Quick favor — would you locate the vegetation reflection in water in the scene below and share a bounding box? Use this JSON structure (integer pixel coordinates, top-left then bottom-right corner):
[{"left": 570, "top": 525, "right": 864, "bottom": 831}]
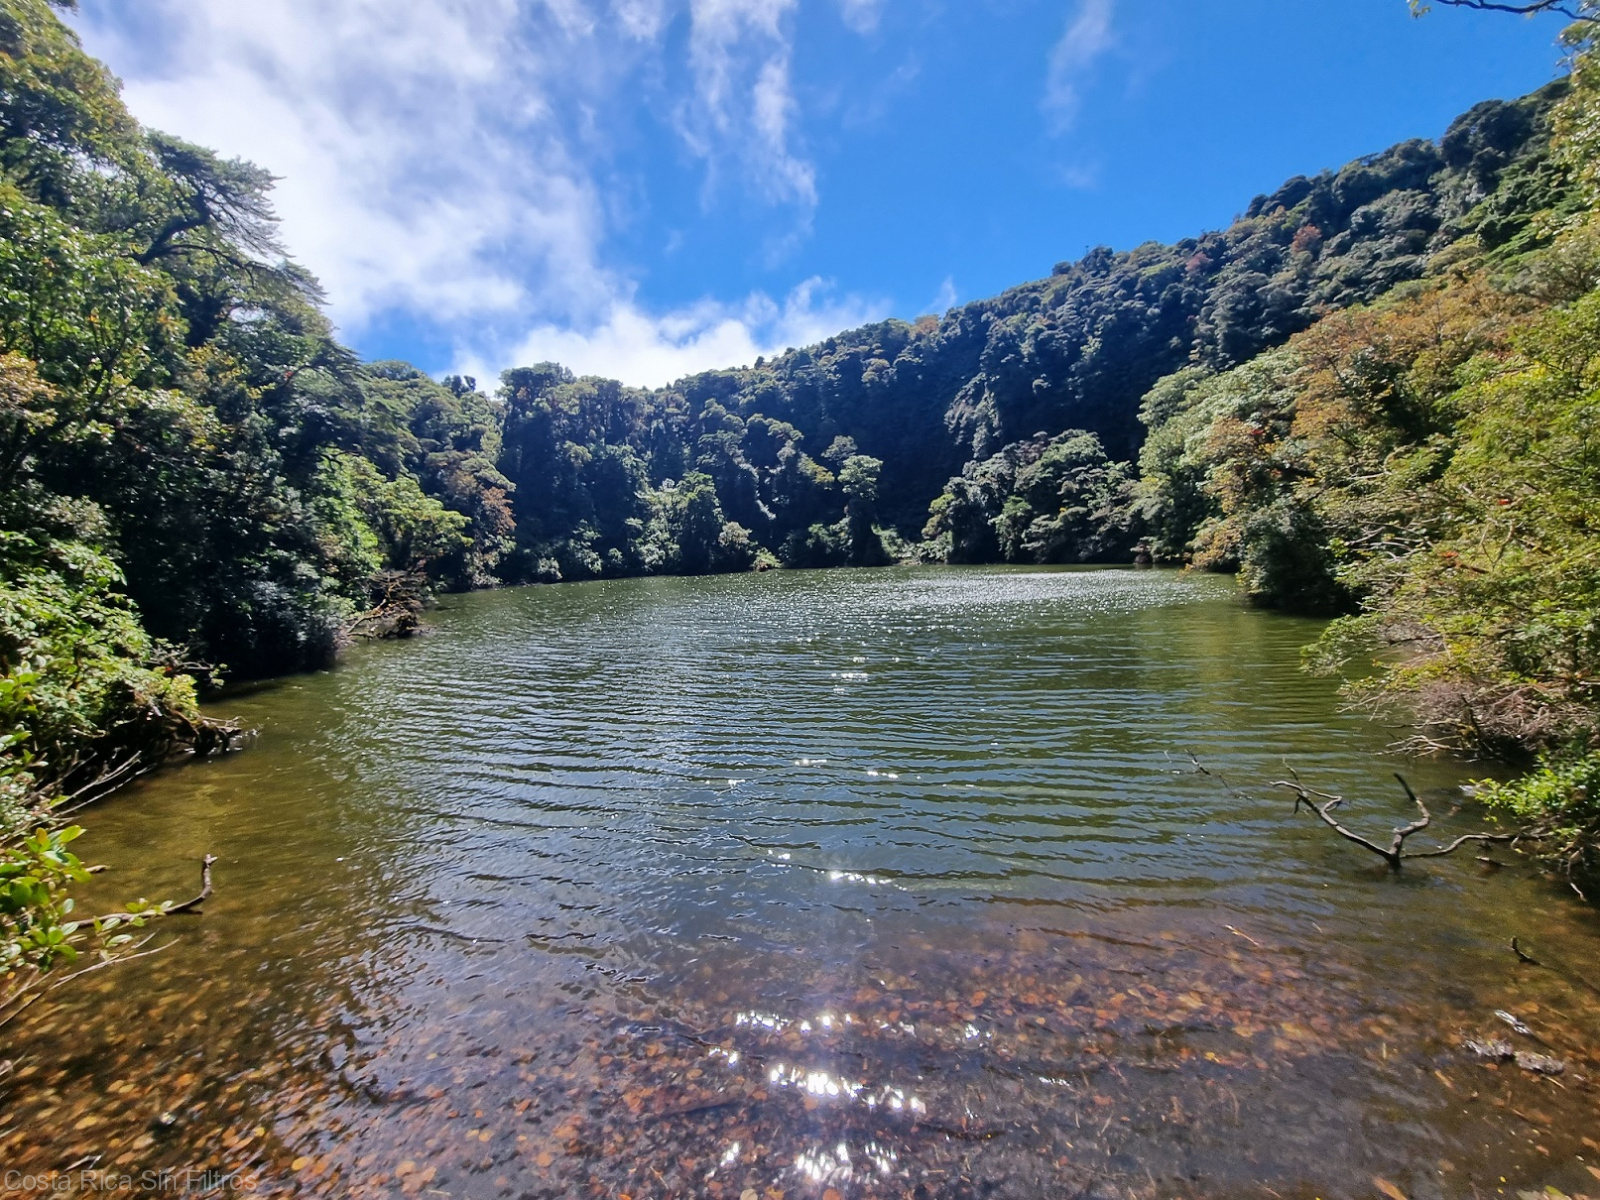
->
[{"left": 8, "top": 567, "right": 1600, "bottom": 1199}]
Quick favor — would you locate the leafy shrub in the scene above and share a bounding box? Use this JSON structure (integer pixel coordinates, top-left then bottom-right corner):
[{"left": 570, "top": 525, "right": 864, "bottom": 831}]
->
[{"left": 1478, "top": 752, "right": 1600, "bottom": 895}]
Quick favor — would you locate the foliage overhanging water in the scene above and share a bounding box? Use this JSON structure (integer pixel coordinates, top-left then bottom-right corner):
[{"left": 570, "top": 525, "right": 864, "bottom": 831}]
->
[{"left": 8, "top": 567, "right": 1600, "bottom": 1199}]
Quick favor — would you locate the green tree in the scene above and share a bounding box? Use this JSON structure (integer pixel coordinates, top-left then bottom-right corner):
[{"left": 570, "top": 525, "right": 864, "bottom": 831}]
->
[{"left": 838, "top": 454, "right": 890, "bottom": 566}]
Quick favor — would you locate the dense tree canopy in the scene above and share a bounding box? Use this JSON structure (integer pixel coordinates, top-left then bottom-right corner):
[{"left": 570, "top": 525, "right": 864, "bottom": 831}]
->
[
  {"left": 444, "top": 75, "right": 1576, "bottom": 589},
  {"left": 1131, "top": 44, "right": 1600, "bottom": 769},
  {"left": 0, "top": 0, "right": 503, "bottom": 815}
]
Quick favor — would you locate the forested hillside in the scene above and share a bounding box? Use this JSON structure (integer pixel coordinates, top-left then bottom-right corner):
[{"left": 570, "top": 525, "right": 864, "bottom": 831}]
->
[
  {"left": 488, "top": 76, "right": 1578, "bottom": 577},
  {"left": 3, "top": 0, "right": 1600, "bottom": 967},
  {"left": 0, "top": 0, "right": 513, "bottom": 820}
]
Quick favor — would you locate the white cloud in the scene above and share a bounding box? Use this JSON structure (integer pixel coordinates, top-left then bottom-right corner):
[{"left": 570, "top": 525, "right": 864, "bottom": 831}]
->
[
  {"left": 751, "top": 54, "right": 816, "bottom": 207},
  {"left": 838, "top": 0, "right": 883, "bottom": 36},
  {"left": 927, "top": 275, "right": 958, "bottom": 315},
  {"left": 613, "top": 0, "right": 671, "bottom": 40},
  {"left": 683, "top": 0, "right": 816, "bottom": 210},
  {"left": 1055, "top": 160, "right": 1102, "bottom": 190},
  {"left": 69, "top": 0, "right": 835, "bottom": 389},
  {"left": 472, "top": 277, "right": 890, "bottom": 385},
  {"left": 1043, "top": 0, "right": 1115, "bottom": 132},
  {"left": 74, "top": 0, "right": 609, "bottom": 329}
]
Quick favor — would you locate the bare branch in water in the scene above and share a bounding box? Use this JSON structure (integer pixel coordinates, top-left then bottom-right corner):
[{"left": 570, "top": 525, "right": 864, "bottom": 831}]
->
[
  {"left": 1275, "top": 770, "right": 1521, "bottom": 871},
  {"left": 1, "top": 855, "right": 221, "bottom": 1029},
  {"left": 93, "top": 854, "right": 217, "bottom": 924},
  {"left": 165, "top": 854, "right": 217, "bottom": 914}
]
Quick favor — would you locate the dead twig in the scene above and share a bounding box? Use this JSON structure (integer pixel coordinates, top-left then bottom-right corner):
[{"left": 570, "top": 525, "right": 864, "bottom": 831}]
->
[
  {"left": 1172, "top": 752, "right": 1253, "bottom": 801},
  {"left": 0, "top": 933, "right": 169, "bottom": 1031},
  {"left": 91, "top": 854, "right": 216, "bottom": 925},
  {"left": 0, "top": 858, "right": 215, "bottom": 1031},
  {"left": 58, "top": 751, "right": 149, "bottom": 810},
  {"left": 1276, "top": 770, "right": 1520, "bottom": 872},
  {"left": 1420, "top": 0, "right": 1599, "bottom": 22},
  {"left": 165, "top": 854, "right": 217, "bottom": 914},
  {"left": 1505, "top": 937, "right": 1600, "bottom": 998}
]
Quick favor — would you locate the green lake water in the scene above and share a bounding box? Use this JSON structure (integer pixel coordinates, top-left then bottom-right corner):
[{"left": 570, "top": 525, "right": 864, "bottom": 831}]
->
[{"left": 7, "top": 566, "right": 1600, "bottom": 1198}]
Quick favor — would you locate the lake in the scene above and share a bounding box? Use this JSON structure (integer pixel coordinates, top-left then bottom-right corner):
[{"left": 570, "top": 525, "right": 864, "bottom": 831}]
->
[{"left": 8, "top": 566, "right": 1599, "bottom": 1199}]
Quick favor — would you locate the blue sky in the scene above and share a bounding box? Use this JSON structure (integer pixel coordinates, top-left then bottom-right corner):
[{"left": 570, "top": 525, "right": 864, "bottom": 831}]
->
[{"left": 73, "top": 1, "right": 1571, "bottom": 387}]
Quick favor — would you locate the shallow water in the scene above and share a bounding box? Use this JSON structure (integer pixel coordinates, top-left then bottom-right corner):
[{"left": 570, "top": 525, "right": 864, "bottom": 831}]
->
[{"left": 6, "top": 566, "right": 1600, "bottom": 1199}]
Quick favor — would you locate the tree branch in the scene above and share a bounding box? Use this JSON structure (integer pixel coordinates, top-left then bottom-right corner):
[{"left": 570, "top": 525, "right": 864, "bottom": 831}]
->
[
  {"left": 1277, "top": 769, "right": 1409, "bottom": 870},
  {"left": 165, "top": 854, "right": 216, "bottom": 914},
  {"left": 88, "top": 854, "right": 216, "bottom": 925},
  {"left": 1276, "top": 770, "right": 1521, "bottom": 871},
  {"left": 1416, "top": 0, "right": 1598, "bottom": 20}
]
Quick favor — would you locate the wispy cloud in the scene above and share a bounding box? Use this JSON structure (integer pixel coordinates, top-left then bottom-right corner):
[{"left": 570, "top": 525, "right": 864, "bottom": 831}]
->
[
  {"left": 841, "top": 53, "right": 920, "bottom": 129},
  {"left": 1043, "top": 0, "right": 1115, "bottom": 132},
  {"left": 70, "top": 0, "right": 839, "bottom": 388},
  {"left": 682, "top": 0, "right": 816, "bottom": 212},
  {"left": 470, "top": 277, "right": 890, "bottom": 386},
  {"left": 613, "top": 0, "right": 671, "bottom": 40},
  {"left": 837, "top": 0, "right": 884, "bottom": 36},
  {"left": 1055, "top": 160, "right": 1102, "bottom": 190},
  {"left": 76, "top": 0, "right": 613, "bottom": 327}
]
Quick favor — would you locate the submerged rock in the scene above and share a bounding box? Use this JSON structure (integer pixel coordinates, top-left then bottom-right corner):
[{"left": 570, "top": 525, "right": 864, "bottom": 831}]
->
[{"left": 1512, "top": 1050, "right": 1567, "bottom": 1075}]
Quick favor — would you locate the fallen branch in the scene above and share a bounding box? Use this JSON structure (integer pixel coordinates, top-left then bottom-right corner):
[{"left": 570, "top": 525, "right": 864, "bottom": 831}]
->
[
  {"left": 93, "top": 854, "right": 217, "bottom": 923},
  {"left": 1505, "top": 936, "right": 1600, "bottom": 998},
  {"left": 1179, "top": 752, "right": 1253, "bottom": 801},
  {"left": 166, "top": 854, "right": 217, "bottom": 914},
  {"left": 345, "top": 569, "right": 428, "bottom": 640},
  {"left": 1276, "top": 770, "right": 1521, "bottom": 871},
  {"left": 0, "top": 855, "right": 217, "bottom": 1033},
  {"left": 51, "top": 719, "right": 249, "bottom": 817}
]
